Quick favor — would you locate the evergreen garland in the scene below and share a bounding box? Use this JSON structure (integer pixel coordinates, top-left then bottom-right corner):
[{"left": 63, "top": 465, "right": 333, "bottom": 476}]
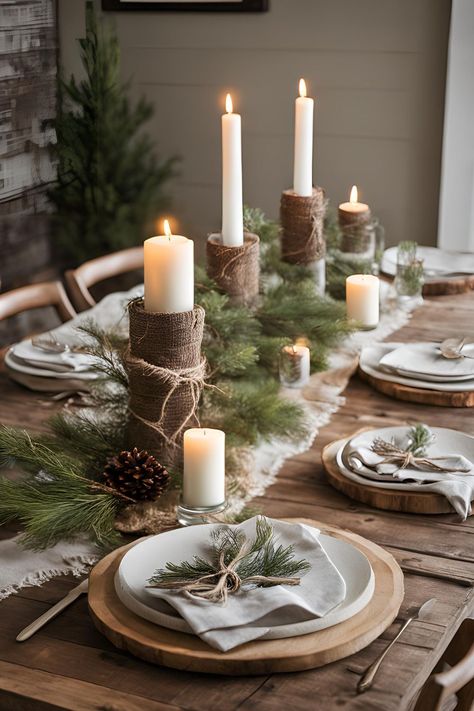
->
[
  {"left": 0, "top": 206, "right": 355, "bottom": 550},
  {"left": 49, "top": 2, "right": 177, "bottom": 264}
]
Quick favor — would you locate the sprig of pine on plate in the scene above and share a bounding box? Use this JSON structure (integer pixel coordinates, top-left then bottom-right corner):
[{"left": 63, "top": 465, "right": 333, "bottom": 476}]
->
[{"left": 147, "top": 517, "right": 311, "bottom": 604}]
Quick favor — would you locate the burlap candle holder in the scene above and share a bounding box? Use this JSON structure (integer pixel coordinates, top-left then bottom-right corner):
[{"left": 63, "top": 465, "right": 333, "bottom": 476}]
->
[
  {"left": 338, "top": 207, "right": 373, "bottom": 255},
  {"left": 125, "top": 299, "right": 206, "bottom": 467},
  {"left": 206, "top": 232, "right": 260, "bottom": 307},
  {"left": 280, "top": 187, "right": 326, "bottom": 265}
]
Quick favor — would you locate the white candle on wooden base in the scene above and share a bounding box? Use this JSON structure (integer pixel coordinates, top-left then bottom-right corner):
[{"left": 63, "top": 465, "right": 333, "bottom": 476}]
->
[
  {"left": 144, "top": 219, "right": 194, "bottom": 313},
  {"left": 183, "top": 428, "right": 225, "bottom": 508},
  {"left": 222, "top": 93, "right": 244, "bottom": 247},
  {"left": 293, "top": 78, "right": 314, "bottom": 197},
  {"left": 346, "top": 274, "right": 380, "bottom": 329}
]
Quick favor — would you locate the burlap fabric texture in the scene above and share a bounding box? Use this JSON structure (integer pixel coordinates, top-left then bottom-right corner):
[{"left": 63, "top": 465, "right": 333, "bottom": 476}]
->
[
  {"left": 206, "top": 232, "right": 260, "bottom": 307},
  {"left": 280, "top": 187, "right": 326, "bottom": 265},
  {"left": 338, "top": 207, "right": 373, "bottom": 254},
  {"left": 125, "top": 299, "right": 205, "bottom": 467}
]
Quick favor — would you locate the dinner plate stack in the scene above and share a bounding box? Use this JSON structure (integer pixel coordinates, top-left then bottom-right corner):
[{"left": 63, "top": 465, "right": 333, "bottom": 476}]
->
[
  {"left": 330, "top": 426, "right": 474, "bottom": 519},
  {"left": 5, "top": 338, "right": 100, "bottom": 392},
  {"left": 359, "top": 342, "right": 474, "bottom": 393},
  {"left": 114, "top": 518, "right": 375, "bottom": 652},
  {"left": 381, "top": 246, "right": 474, "bottom": 283}
]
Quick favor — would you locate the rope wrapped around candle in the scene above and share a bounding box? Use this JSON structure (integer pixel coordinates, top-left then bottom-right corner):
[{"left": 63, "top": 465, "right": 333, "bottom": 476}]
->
[
  {"left": 126, "top": 299, "right": 205, "bottom": 466},
  {"left": 206, "top": 232, "right": 260, "bottom": 307},
  {"left": 280, "top": 187, "right": 327, "bottom": 265},
  {"left": 338, "top": 208, "right": 373, "bottom": 255}
]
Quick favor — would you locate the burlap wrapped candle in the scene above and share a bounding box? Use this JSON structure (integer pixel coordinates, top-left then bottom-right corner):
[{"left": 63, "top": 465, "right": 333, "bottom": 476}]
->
[
  {"left": 280, "top": 187, "right": 326, "bottom": 265},
  {"left": 206, "top": 232, "right": 260, "bottom": 307},
  {"left": 125, "top": 299, "right": 206, "bottom": 467},
  {"left": 338, "top": 205, "right": 373, "bottom": 255}
]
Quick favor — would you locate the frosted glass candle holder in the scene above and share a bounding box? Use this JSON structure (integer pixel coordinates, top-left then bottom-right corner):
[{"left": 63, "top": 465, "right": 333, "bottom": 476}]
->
[{"left": 279, "top": 344, "right": 310, "bottom": 388}]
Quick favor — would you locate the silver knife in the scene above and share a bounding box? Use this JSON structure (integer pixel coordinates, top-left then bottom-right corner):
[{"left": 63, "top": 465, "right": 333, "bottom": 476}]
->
[
  {"left": 357, "top": 597, "right": 436, "bottom": 693},
  {"left": 16, "top": 578, "right": 88, "bottom": 642}
]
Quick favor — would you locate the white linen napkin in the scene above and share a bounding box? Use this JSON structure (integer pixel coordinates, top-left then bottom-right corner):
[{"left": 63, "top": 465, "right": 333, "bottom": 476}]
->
[
  {"left": 379, "top": 343, "right": 474, "bottom": 379},
  {"left": 345, "top": 434, "right": 474, "bottom": 520},
  {"left": 144, "top": 517, "right": 346, "bottom": 652}
]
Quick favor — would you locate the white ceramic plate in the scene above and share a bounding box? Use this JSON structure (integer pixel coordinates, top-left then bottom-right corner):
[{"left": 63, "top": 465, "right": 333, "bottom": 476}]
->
[
  {"left": 115, "top": 524, "right": 375, "bottom": 640},
  {"left": 381, "top": 246, "right": 474, "bottom": 280},
  {"left": 335, "top": 427, "right": 474, "bottom": 501},
  {"left": 379, "top": 342, "right": 474, "bottom": 381},
  {"left": 4, "top": 347, "right": 98, "bottom": 381},
  {"left": 340, "top": 426, "right": 474, "bottom": 485},
  {"left": 360, "top": 343, "right": 474, "bottom": 392}
]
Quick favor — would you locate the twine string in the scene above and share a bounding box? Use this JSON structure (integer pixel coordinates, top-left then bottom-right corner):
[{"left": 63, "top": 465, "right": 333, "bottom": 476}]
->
[
  {"left": 147, "top": 540, "right": 302, "bottom": 604},
  {"left": 371, "top": 438, "right": 457, "bottom": 473}
]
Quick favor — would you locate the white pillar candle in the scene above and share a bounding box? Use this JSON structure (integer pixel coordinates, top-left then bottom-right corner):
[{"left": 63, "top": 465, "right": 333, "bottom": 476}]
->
[
  {"left": 144, "top": 219, "right": 194, "bottom": 313},
  {"left": 221, "top": 93, "right": 244, "bottom": 247},
  {"left": 293, "top": 78, "right": 314, "bottom": 197},
  {"left": 279, "top": 343, "right": 311, "bottom": 388},
  {"left": 346, "top": 274, "right": 380, "bottom": 328},
  {"left": 183, "top": 428, "right": 225, "bottom": 508}
]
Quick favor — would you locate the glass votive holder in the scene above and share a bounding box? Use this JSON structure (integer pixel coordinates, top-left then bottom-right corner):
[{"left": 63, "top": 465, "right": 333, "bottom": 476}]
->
[
  {"left": 394, "top": 241, "right": 424, "bottom": 310},
  {"left": 279, "top": 344, "right": 310, "bottom": 388}
]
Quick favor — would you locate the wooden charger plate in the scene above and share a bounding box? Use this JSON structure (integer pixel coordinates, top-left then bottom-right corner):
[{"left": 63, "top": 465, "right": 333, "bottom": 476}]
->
[
  {"left": 88, "top": 518, "right": 403, "bottom": 675},
  {"left": 323, "top": 435, "right": 454, "bottom": 515},
  {"left": 422, "top": 274, "right": 474, "bottom": 297},
  {"left": 358, "top": 367, "right": 474, "bottom": 408}
]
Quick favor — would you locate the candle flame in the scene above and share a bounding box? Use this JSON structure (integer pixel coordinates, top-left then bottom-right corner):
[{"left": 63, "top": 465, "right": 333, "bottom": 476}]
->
[
  {"left": 299, "top": 78, "right": 307, "bottom": 98},
  {"left": 163, "top": 219, "right": 172, "bottom": 238},
  {"left": 350, "top": 185, "right": 358, "bottom": 203},
  {"left": 225, "top": 93, "right": 233, "bottom": 114}
]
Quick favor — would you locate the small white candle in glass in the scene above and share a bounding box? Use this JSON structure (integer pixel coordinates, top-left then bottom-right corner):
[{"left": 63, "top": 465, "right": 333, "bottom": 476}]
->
[
  {"left": 183, "top": 428, "right": 225, "bottom": 508},
  {"left": 144, "top": 219, "right": 194, "bottom": 313},
  {"left": 346, "top": 274, "right": 380, "bottom": 329},
  {"left": 279, "top": 343, "right": 310, "bottom": 388},
  {"left": 293, "top": 78, "right": 314, "bottom": 197},
  {"left": 221, "top": 93, "right": 244, "bottom": 247}
]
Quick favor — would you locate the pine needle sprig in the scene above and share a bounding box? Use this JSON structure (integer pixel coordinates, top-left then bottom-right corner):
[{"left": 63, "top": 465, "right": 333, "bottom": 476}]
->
[{"left": 148, "top": 517, "right": 311, "bottom": 603}]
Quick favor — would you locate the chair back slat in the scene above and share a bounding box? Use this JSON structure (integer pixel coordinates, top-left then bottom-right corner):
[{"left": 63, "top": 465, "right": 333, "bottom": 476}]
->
[{"left": 65, "top": 247, "right": 143, "bottom": 311}]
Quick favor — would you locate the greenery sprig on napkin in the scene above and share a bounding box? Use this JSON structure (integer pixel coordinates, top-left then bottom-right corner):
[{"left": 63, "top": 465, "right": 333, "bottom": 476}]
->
[
  {"left": 147, "top": 517, "right": 311, "bottom": 604},
  {"left": 371, "top": 424, "right": 459, "bottom": 473}
]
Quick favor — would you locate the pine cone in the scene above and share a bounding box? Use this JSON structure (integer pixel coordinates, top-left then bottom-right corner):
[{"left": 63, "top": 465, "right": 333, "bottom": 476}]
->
[{"left": 102, "top": 448, "right": 169, "bottom": 502}]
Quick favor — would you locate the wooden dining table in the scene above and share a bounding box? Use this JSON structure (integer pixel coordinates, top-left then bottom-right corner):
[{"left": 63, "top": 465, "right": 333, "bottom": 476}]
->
[{"left": 0, "top": 291, "right": 473, "bottom": 711}]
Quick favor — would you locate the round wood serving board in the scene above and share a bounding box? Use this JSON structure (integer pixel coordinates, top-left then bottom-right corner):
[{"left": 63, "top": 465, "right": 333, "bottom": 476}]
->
[
  {"left": 88, "top": 519, "right": 404, "bottom": 675},
  {"left": 322, "top": 436, "right": 454, "bottom": 515},
  {"left": 358, "top": 367, "right": 474, "bottom": 408},
  {"left": 422, "top": 274, "right": 474, "bottom": 296}
]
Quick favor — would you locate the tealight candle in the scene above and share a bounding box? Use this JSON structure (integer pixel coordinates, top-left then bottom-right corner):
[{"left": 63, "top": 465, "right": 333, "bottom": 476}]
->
[
  {"left": 183, "top": 428, "right": 225, "bottom": 508},
  {"left": 144, "top": 219, "right": 194, "bottom": 313},
  {"left": 346, "top": 274, "right": 379, "bottom": 329},
  {"left": 279, "top": 343, "right": 311, "bottom": 388}
]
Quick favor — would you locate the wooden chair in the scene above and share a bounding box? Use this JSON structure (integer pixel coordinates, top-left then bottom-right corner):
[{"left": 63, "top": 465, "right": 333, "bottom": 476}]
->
[
  {"left": 0, "top": 281, "right": 76, "bottom": 324},
  {"left": 414, "top": 619, "right": 474, "bottom": 710},
  {"left": 65, "top": 247, "right": 144, "bottom": 312}
]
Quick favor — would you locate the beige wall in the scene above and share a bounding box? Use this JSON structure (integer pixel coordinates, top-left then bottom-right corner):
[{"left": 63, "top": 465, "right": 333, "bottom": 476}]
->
[{"left": 59, "top": 0, "right": 450, "bottom": 254}]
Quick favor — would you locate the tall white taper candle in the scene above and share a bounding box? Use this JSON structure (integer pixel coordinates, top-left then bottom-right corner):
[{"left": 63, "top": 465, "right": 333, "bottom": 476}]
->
[
  {"left": 221, "top": 93, "right": 244, "bottom": 247},
  {"left": 293, "top": 78, "right": 314, "bottom": 197}
]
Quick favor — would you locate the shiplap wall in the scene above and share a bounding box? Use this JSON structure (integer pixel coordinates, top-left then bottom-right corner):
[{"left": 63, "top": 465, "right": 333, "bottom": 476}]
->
[{"left": 58, "top": 0, "right": 450, "bottom": 255}]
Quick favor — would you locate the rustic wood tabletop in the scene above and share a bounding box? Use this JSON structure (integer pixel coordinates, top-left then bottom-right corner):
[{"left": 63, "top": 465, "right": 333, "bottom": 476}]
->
[{"left": 0, "top": 291, "right": 473, "bottom": 711}]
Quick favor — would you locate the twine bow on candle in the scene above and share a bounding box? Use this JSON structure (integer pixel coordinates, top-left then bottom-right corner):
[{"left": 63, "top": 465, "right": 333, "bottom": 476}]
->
[{"left": 371, "top": 438, "right": 464, "bottom": 473}]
